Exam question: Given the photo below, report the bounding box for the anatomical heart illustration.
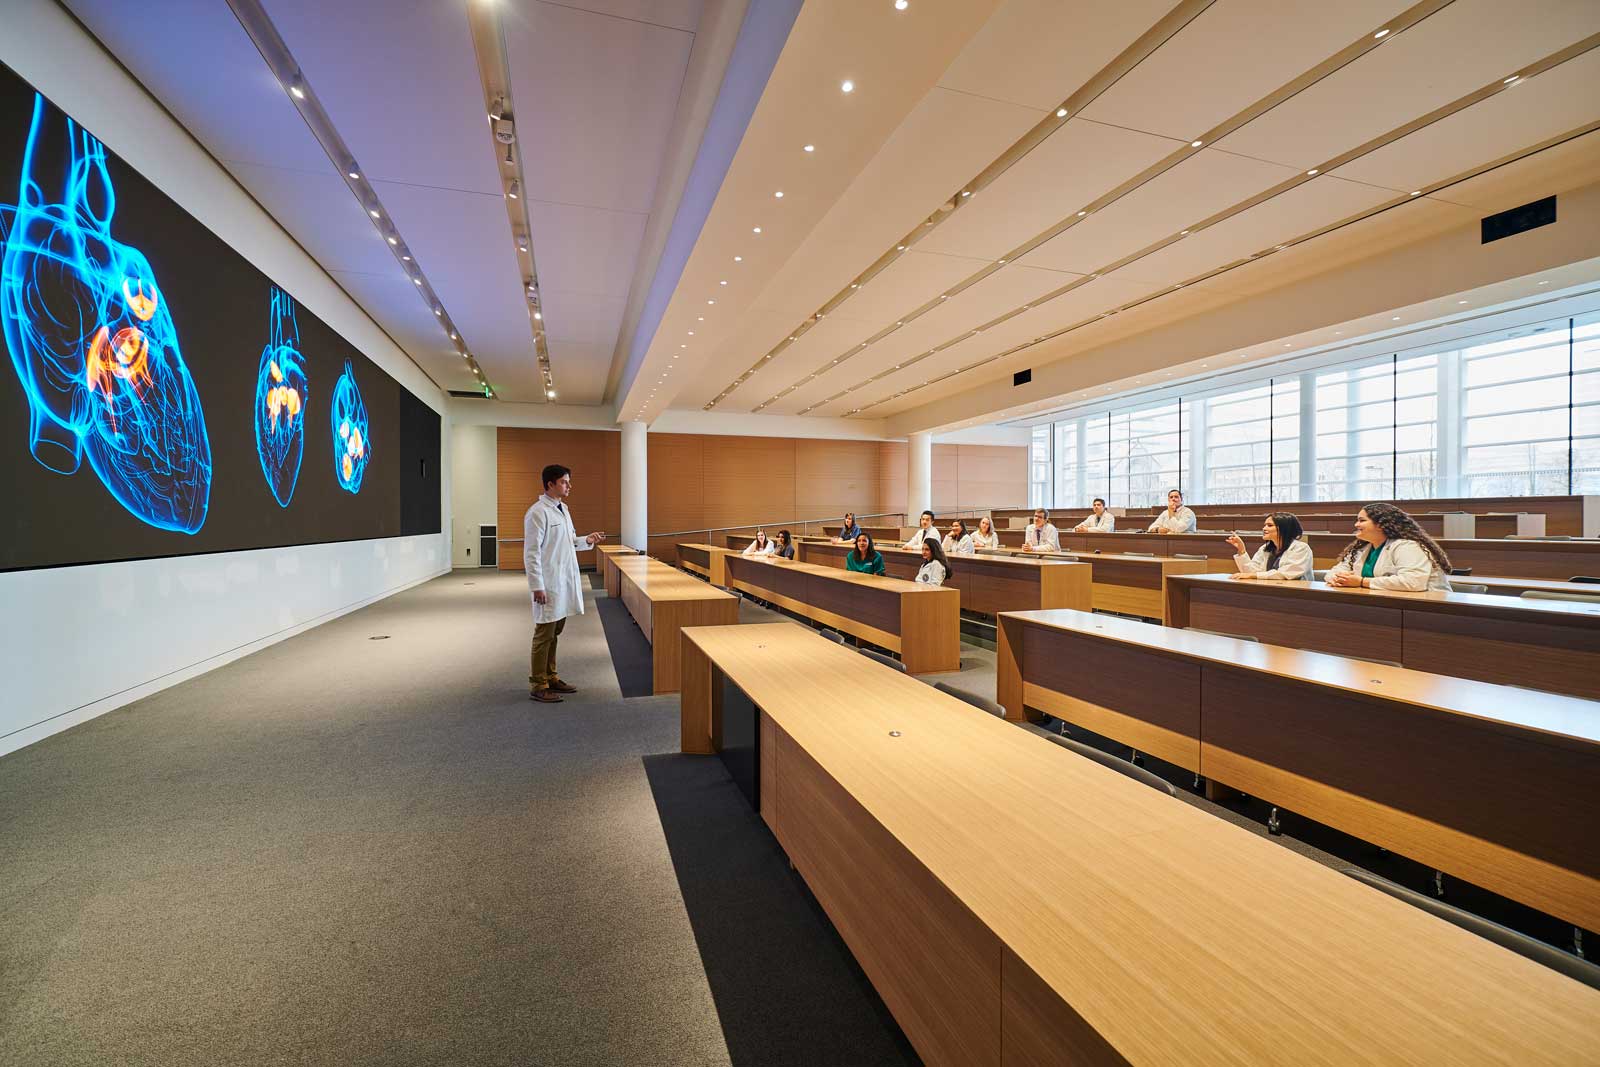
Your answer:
[0,93,211,533]
[331,360,369,494]
[254,286,306,507]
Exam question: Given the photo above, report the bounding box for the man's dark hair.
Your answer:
[1093,497,1105,507]
[921,510,935,521]
[542,464,571,489]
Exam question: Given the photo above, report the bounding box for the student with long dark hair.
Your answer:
[1226,513,1311,580]
[1326,503,1453,591]
[942,519,973,557]
[846,532,886,575]
[915,537,953,586]
[775,529,795,559]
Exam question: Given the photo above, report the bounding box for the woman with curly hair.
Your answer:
[1326,502,1453,592]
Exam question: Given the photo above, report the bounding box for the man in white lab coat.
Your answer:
[526,464,606,703]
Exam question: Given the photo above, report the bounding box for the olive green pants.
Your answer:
[529,617,566,692]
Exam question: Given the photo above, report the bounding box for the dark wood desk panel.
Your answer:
[611,554,738,693]
[800,541,1092,616]
[987,547,1205,621]
[1201,665,1600,931]
[1169,577,1403,664]
[1401,608,1600,700]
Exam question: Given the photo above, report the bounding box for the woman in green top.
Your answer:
[845,532,886,575]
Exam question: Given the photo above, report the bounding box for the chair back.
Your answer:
[1568,575,1600,585]
[933,681,1004,717]
[1184,627,1260,643]
[1172,553,1208,561]
[819,629,846,644]
[1038,732,1179,797]
[859,647,908,673]
[1452,583,1488,594]
[1521,590,1600,604]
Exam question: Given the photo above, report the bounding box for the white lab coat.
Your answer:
[904,526,940,549]
[1326,539,1452,592]
[743,538,776,557]
[524,495,588,625]
[1023,522,1060,551]
[915,559,948,586]
[943,533,974,557]
[1233,539,1313,580]
[1148,506,1197,534]
[1075,511,1115,532]
[969,528,1000,550]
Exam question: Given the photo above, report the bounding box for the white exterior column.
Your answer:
[620,420,648,550]
[906,431,932,522]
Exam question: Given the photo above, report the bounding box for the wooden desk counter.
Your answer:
[683,622,1600,1066]
[998,608,1600,933]
[676,541,740,587]
[597,543,635,598]
[1166,572,1600,700]
[610,553,737,693]
[981,546,1206,621]
[722,554,959,673]
[800,540,1091,615]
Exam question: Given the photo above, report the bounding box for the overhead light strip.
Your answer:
[225,0,492,397]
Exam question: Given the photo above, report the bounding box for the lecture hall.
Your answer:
[4,1,1600,1063]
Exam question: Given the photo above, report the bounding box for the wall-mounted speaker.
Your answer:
[1013,369,1032,387]
[1481,196,1555,244]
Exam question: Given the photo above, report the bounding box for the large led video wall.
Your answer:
[0,62,439,573]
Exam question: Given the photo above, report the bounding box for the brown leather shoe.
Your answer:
[530,689,564,703]
[546,678,578,694]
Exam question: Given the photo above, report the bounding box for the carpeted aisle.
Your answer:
[0,571,741,1067]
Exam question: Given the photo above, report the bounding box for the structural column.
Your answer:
[620,420,648,550]
[906,431,932,521]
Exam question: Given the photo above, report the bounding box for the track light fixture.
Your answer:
[506,180,520,199]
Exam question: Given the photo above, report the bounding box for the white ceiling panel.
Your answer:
[1080,0,1413,142]
[916,119,1184,261]
[227,164,402,275]
[505,1,695,214]
[1108,174,1395,292]
[548,0,704,33]
[1020,149,1300,274]
[938,0,1177,110]
[839,251,992,328]
[265,0,503,195]
[725,314,881,407]
[329,268,470,380]
[375,181,531,365]
[1332,47,1600,197]
[1216,0,1600,171]
[65,0,330,174]
[543,340,613,405]
[1425,129,1600,210]
[541,292,632,348]
[526,201,651,299]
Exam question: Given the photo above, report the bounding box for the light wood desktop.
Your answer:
[722,554,960,673]
[800,540,1091,615]
[609,553,737,693]
[996,608,1600,933]
[980,546,1205,621]
[681,622,1600,1066]
[1165,572,1600,700]
[676,541,739,587]
[596,543,635,598]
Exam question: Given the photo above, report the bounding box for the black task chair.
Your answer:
[1449,567,1474,576]
[1452,582,1488,594]
[1172,553,1209,561]
[858,647,908,673]
[819,629,846,644]
[1342,868,1600,991]
[933,681,1004,717]
[1570,576,1600,584]
[1021,723,1179,797]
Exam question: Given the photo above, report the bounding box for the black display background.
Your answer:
[0,61,441,572]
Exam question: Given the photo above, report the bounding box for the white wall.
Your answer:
[450,424,497,568]
[0,1,451,757]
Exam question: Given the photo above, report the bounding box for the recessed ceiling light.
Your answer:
[707,299,715,305]
[435,308,442,316]
[413,278,422,286]
[289,76,306,99]
[1392,316,1401,321]
[1306,168,1318,176]
[720,280,728,285]
[1539,280,1550,285]
[1077,210,1087,217]
[774,190,784,198]
[897,244,906,250]
[533,311,542,320]
[753,226,762,234]
[547,390,557,398]
[841,80,854,93]
[1191,139,1203,148]
[1180,230,1189,236]
[734,255,742,262]
[507,180,520,199]
[803,144,815,153]
[895,0,908,8]
[697,316,704,321]
[1374,27,1390,38]
[1056,107,1068,118]
[369,209,381,219]
[387,236,397,245]
[680,344,687,348]
[687,331,694,336]
[1410,190,1422,197]
[960,190,971,198]
[402,255,411,261]
[347,170,360,180]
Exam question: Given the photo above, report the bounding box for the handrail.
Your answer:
[649,503,1026,540]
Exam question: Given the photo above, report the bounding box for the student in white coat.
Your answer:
[1072,498,1115,533]
[904,510,941,549]
[743,530,776,556]
[942,519,974,557]
[915,538,952,586]
[1226,513,1312,580]
[969,516,1000,550]
[1021,509,1060,552]
[526,464,606,703]
[1326,503,1454,592]
[1146,489,1197,533]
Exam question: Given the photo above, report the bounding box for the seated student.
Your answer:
[904,510,940,549]
[969,515,1000,550]
[1072,498,1115,532]
[1226,513,1312,580]
[942,519,974,557]
[1326,503,1454,591]
[775,529,796,559]
[742,530,775,557]
[1021,509,1060,552]
[1146,489,1197,533]
[915,538,953,586]
[835,513,861,543]
[845,532,886,575]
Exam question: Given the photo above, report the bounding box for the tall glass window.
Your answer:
[1574,312,1600,493]
[1028,425,1051,508]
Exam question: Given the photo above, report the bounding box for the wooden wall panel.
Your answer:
[957,445,1028,511]
[703,436,796,528]
[496,428,620,571]
[877,441,907,517]
[795,439,882,522]
[931,444,960,514]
